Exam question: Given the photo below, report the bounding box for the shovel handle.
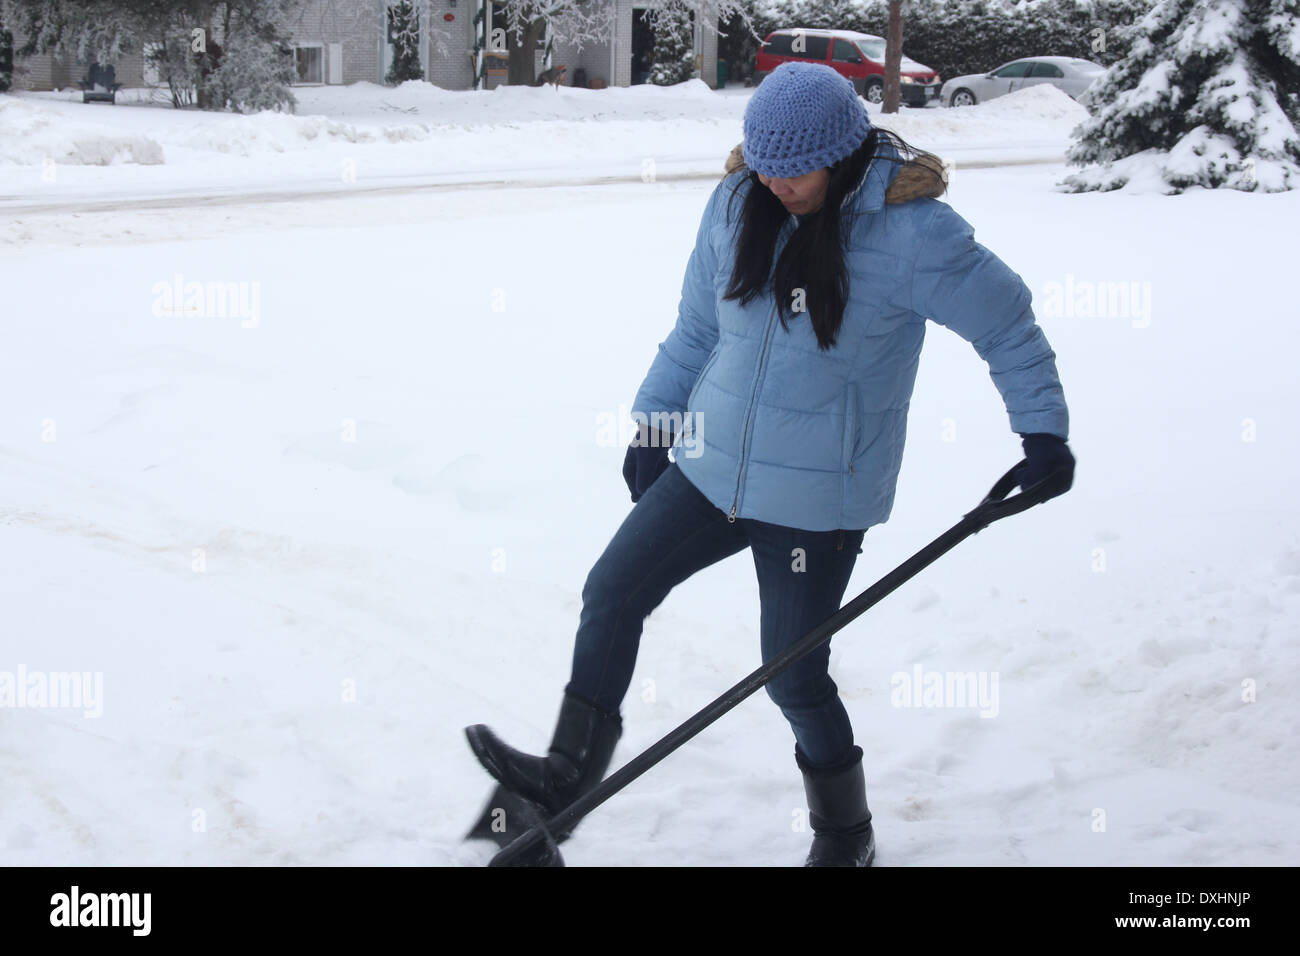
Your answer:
[962,459,1070,532]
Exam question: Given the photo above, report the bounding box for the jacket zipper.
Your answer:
[728,215,797,523]
[728,297,780,521]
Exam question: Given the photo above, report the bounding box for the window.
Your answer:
[991,61,1032,78]
[141,41,162,86]
[795,35,830,60]
[294,45,323,84]
[832,39,862,64]
[771,32,829,61]
[854,38,886,62]
[763,34,795,56]
[1027,61,1064,78]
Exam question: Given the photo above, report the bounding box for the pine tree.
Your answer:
[385,0,424,85]
[649,5,694,86]
[210,21,296,113]
[1061,0,1300,193]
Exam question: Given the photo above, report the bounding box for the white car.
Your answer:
[941,56,1105,107]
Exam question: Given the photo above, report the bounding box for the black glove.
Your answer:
[1015,432,1075,500]
[622,424,673,502]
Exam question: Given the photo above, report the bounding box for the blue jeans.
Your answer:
[565,461,866,770]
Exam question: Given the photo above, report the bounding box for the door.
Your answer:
[1021,60,1064,93]
[631,8,654,85]
[831,37,865,88]
[988,60,1032,98]
[328,43,343,84]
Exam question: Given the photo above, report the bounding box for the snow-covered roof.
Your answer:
[763,27,886,42]
[1002,55,1103,66]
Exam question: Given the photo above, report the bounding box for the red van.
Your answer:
[754,28,941,107]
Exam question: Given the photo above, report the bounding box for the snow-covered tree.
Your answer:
[385,0,424,84]
[649,5,694,85]
[0,0,301,111]
[210,14,296,112]
[476,1,762,88]
[1061,0,1300,193]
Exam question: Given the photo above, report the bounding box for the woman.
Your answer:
[466,62,1075,866]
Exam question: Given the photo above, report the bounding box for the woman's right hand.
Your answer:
[622,424,673,502]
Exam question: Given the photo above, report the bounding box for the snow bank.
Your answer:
[176,111,432,156]
[872,84,1090,151]
[291,77,731,126]
[970,83,1092,122]
[0,97,164,166]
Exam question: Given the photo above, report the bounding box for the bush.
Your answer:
[385,0,424,84]
[651,6,695,85]
[211,25,296,112]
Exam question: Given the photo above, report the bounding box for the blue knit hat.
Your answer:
[743,62,873,178]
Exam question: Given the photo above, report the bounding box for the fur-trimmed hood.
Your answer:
[723,141,947,205]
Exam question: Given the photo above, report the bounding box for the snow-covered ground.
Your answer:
[2,79,1081,211]
[1,80,1297,866]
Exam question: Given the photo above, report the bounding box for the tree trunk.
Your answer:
[883,0,903,115]
[507,17,546,86]
[196,14,218,110]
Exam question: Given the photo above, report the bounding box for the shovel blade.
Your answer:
[466,783,565,866]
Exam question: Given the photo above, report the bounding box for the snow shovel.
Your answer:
[479,458,1069,866]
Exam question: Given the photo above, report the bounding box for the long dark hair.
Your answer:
[721,127,943,351]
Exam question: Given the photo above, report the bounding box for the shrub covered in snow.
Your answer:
[209,22,296,114]
[385,0,424,85]
[650,6,695,86]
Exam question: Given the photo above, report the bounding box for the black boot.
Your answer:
[465,689,622,846]
[798,744,876,867]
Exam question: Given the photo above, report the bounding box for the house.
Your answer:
[7,1,720,94]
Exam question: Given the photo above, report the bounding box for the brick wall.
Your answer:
[426,6,474,91]
[8,30,145,92]
[292,0,384,85]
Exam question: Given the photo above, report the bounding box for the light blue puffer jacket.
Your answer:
[631,140,1070,532]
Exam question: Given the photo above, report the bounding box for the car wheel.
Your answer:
[950,88,976,107]
[861,79,884,105]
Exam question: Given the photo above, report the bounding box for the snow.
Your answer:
[1,79,1298,867]
[0,98,165,166]
[1,81,1084,206]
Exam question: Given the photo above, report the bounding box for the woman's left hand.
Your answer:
[1015,433,1075,500]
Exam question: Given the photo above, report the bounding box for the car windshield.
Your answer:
[854,38,886,60]
[1070,59,1105,72]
